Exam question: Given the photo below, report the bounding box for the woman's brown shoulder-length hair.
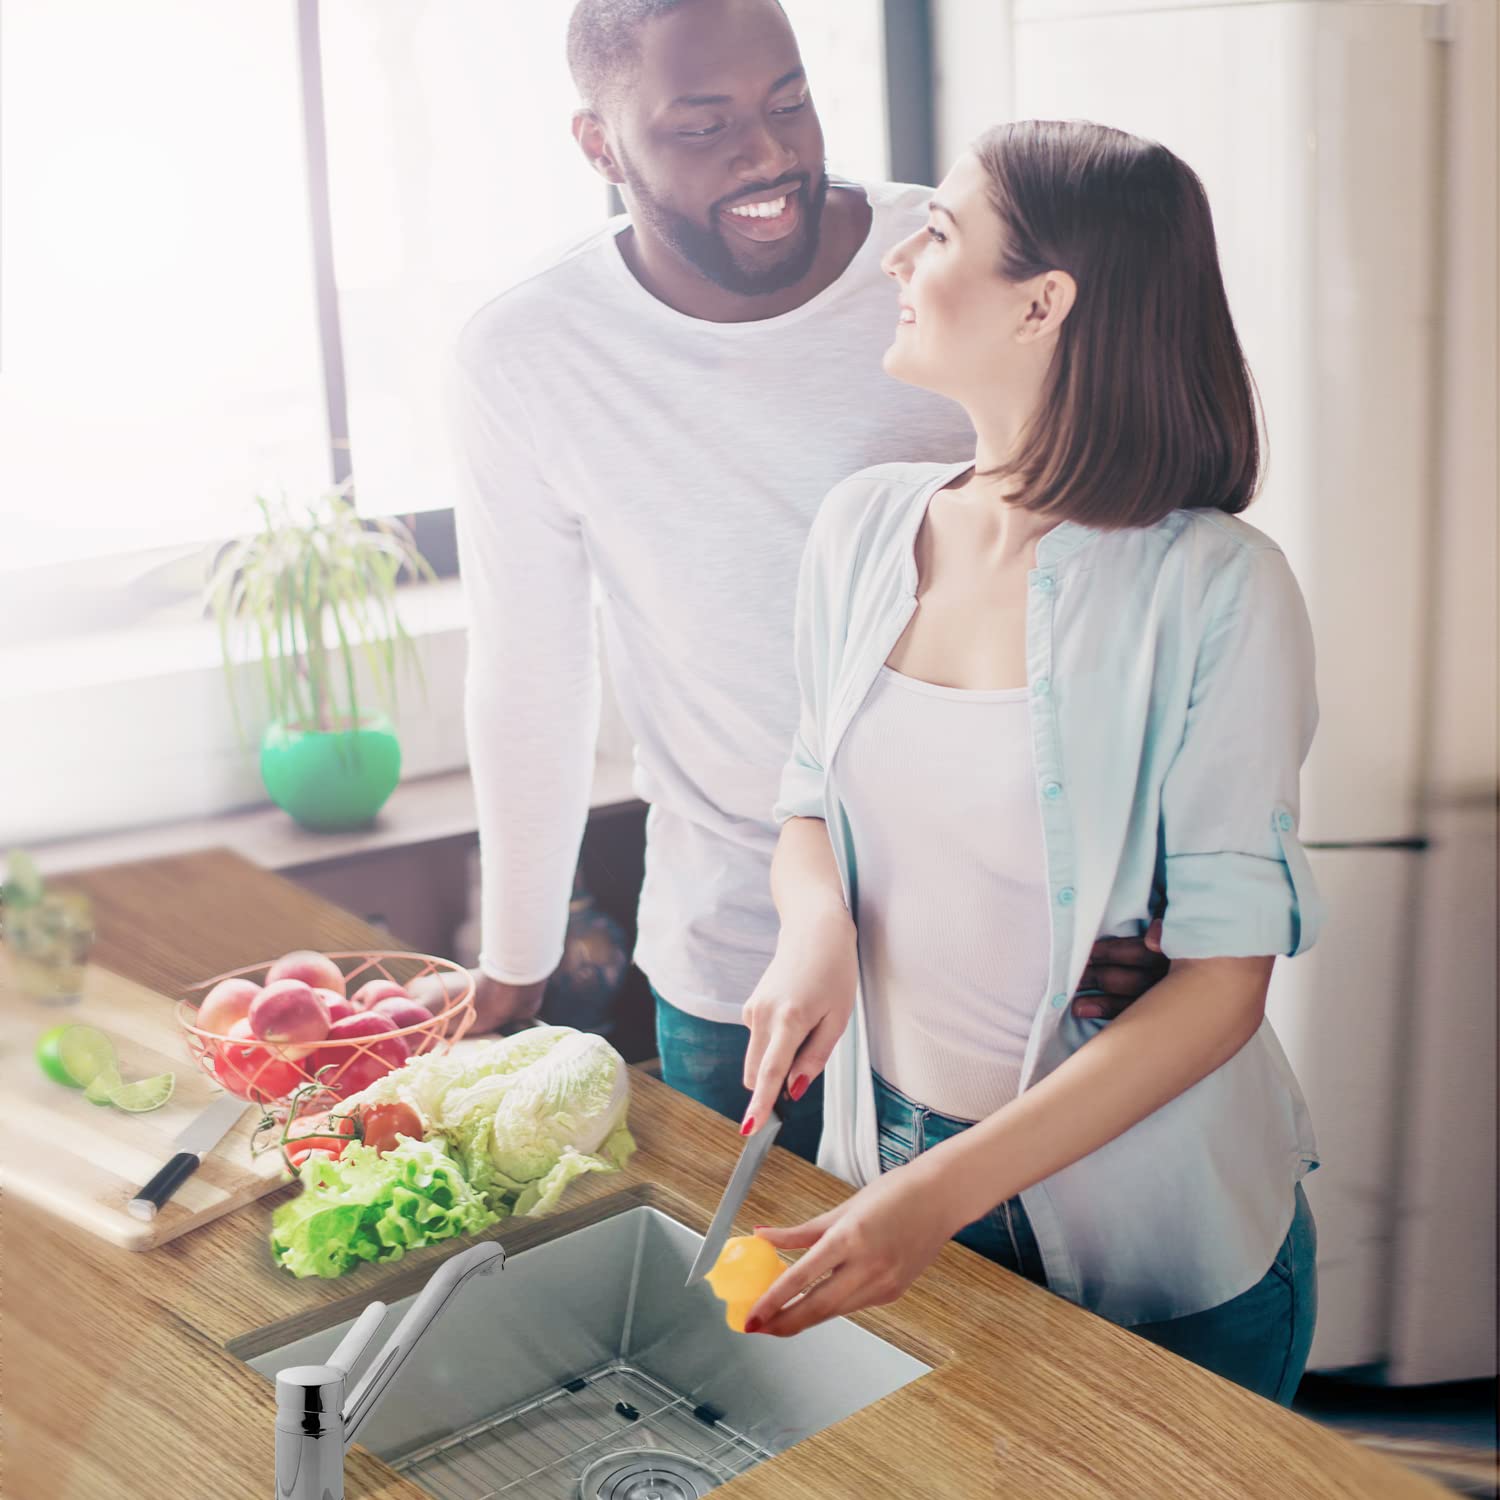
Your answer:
[975,120,1262,529]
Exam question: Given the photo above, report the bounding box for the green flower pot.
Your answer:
[259,715,402,831]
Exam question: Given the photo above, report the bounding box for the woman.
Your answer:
[736,120,1323,1404]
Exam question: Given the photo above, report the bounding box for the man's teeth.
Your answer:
[729,196,789,219]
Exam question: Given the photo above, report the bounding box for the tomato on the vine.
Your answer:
[359,1101,424,1156]
[283,1109,357,1169]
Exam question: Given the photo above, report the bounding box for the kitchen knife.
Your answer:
[127,1091,252,1222]
[685,1092,791,1287]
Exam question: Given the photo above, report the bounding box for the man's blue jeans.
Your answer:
[653,991,824,1165]
[874,1069,1319,1405]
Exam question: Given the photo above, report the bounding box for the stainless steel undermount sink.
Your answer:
[236,1194,931,1499]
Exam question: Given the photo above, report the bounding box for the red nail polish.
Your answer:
[740,1116,755,1136]
[744,1317,761,1333]
[789,1074,809,1102]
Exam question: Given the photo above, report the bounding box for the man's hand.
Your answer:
[409,968,548,1034]
[1073,918,1168,1021]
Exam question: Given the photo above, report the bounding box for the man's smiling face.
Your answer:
[605,0,830,296]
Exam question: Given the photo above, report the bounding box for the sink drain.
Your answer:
[578,1447,720,1500]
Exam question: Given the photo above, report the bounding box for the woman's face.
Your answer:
[880,152,1047,406]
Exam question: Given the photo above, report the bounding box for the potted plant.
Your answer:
[208,482,436,831]
[0,850,94,1004]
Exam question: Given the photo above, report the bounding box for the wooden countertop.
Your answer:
[1,851,1446,1500]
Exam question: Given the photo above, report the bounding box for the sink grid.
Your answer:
[390,1360,774,1498]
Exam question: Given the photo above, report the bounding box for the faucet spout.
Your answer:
[342,1241,505,1449]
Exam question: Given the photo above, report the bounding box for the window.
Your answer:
[1,0,896,579]
[0,1,330,574]
[318,2,607,528]
[782,0,889,184]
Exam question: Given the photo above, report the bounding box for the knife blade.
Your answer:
[685,1100,786,1287]
[127,1091,252,1223]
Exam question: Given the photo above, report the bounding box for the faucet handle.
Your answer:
[275,1300,385,1428]
[328,1301,387,1381]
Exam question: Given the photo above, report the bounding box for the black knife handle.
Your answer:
[128,1151,200,1222]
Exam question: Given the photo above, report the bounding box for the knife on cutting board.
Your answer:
[685,1088,794,1287]
[127,1091,253,1222]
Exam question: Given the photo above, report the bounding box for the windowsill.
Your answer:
[31,756,641,879]
[4,572,637,850]
[0,573,471,699]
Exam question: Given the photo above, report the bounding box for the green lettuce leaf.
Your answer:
[270,1137,500,1280]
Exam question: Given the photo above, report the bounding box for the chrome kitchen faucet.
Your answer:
[273,1241,505,1500]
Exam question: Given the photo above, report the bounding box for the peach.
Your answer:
[249,979,331,1048]
[266,949,347,997]
[320,1051,401,1099]
[349,978,408,1010]
[322,993,358,1024]
[195,977,260,1036]
[271,1039,319,1062]
[370,997,433,1032]
[308,1012,410,1098]
[214,1018,303,1101]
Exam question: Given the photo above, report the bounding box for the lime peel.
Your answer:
[35,1023,115,1089]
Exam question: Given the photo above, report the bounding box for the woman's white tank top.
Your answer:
[838,666,1052,1122]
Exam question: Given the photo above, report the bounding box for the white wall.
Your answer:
[932,0,1016,172]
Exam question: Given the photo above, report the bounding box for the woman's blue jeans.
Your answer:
[874,1070,1318,1405]
[653,990,825,1164]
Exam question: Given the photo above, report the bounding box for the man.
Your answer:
[436,0,1166,1162]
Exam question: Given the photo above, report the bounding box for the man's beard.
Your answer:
[623,163,830,297]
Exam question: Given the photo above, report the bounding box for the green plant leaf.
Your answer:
[206,479,437,737]
[2,850,45,910]
[329,591,361,732]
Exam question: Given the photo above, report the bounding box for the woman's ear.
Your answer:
[573,110,625,186]
[1022,269,1078,340]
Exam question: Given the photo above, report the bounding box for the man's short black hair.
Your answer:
[567,0,698,115]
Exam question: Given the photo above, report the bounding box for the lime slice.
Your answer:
[35,1024,115,1089]
[110,1072,175,1113]
[84,1062,123,1105]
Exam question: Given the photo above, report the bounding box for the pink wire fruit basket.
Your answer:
[177,950,475,1111]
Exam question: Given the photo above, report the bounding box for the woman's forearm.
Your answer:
[770,816,853,941]
[908,956,1275,1232]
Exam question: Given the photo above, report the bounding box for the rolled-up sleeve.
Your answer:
[773,510,832,826]
[1158,542,1324,960]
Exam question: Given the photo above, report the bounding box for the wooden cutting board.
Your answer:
[0,958,293,1250]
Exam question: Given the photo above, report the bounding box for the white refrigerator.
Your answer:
[1010,0,1497,1381]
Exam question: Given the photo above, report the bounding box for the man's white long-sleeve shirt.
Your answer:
[449,179,973,1024]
